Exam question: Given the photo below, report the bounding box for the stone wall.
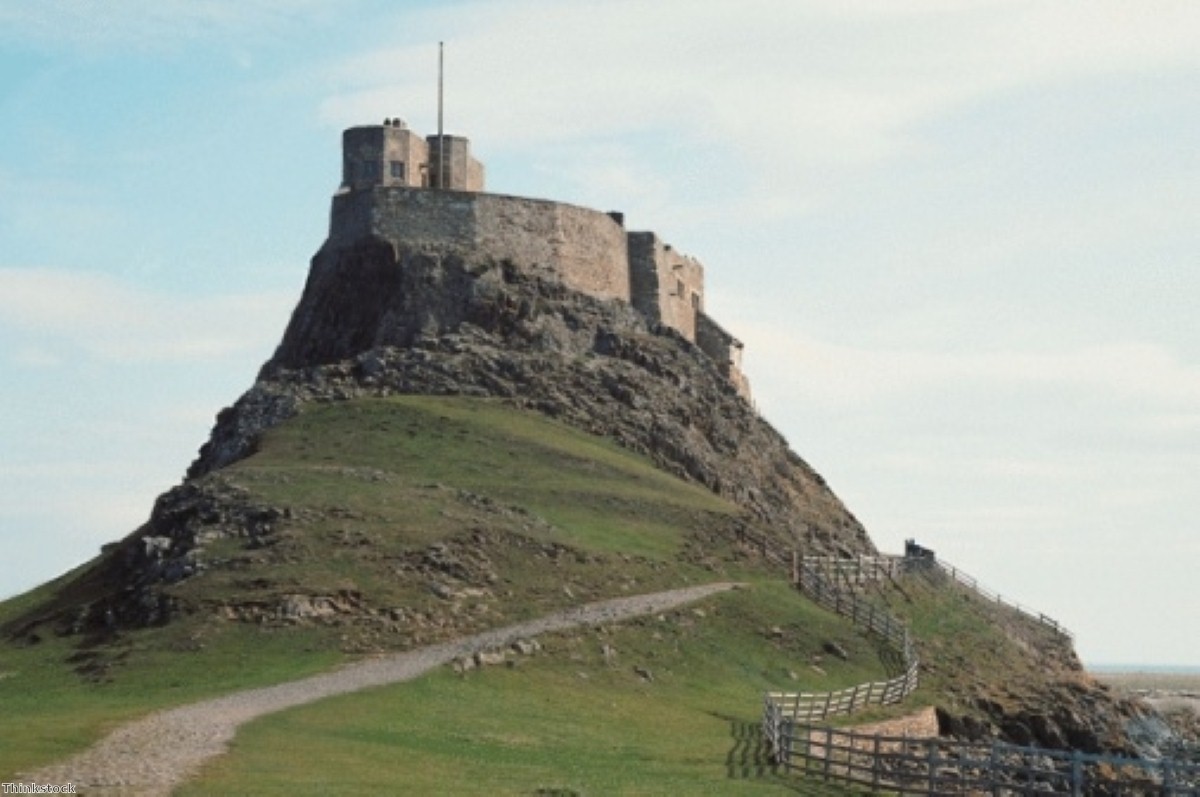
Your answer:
[696,312,750,400]
[472,193,629,301]
[342,124,430,190]
[326,184,749,400]
[628,232,705,341]
[427,136,485,192]
[329,187,630,302]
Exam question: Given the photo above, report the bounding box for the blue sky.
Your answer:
[1,1,1197,666]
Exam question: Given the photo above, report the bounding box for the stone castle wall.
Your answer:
[472,193,629,302]
[628,232,705,342]
[330,187,629,302]
[327,184,750,400]
[696,313,750,399]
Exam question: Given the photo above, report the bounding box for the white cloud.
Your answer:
[745,325,1200,407]
[0,268,293,364]
[316,1,1200,186]
[0,0,339,51]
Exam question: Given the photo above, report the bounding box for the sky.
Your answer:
[0,1,1196,667]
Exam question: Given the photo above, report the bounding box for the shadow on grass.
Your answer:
[717,713,779,779]
[716,713,875,795]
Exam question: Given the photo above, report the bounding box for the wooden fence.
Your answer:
[795,560,914,661]
[765,665,920,726]
[777,721,1200,795]
[929,560,1073,641]
[797,555,903,592]
[799,551,1072,641]
[763,559,920,737]
[755,549,1194,794]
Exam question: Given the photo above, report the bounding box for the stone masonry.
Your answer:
[330,119,749,399]
[341,119,485,192]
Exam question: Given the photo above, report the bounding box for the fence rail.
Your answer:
[800,552,1073,641]
[931,560,1073,641]
[763,559,920,729]
[779,721,1200,795]
[797,555,903,591]
[755,547,1191,794]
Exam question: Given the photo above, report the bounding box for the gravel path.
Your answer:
[23,582,739,796]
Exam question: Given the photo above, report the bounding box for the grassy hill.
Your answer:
[0,397,889,791]
[1,396,1121,792]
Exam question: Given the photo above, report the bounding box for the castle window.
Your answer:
[359,161,381,181]
[390,161,405,180]
[676,279,684,297]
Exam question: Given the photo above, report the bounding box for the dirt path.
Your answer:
[23,582,739,796]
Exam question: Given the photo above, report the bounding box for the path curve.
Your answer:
[23,582,739,795]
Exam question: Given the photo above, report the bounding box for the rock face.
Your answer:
[192,243,872,556]
[2,239,870,644]
[2,478,286,640]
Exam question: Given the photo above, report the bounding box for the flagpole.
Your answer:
[437,41,445,189]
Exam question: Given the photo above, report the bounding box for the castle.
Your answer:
[328,119,750,399]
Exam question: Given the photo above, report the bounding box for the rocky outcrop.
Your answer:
[190,244,871,557]
[1,479,288,642]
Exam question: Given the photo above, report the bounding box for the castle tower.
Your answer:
[426,134,485,191]
[339,120,485,193]
[341,120,431,190]
[326,117,744,399]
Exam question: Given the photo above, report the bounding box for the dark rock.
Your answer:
[936,707,992,741]
[187,247,872,561]
[1028,713,1069,749]
[1000,719,1035,747]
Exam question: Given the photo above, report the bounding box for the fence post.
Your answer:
[783,718,793,771]
[1070,750,1082,796]
[872,734,881,792]
[824,727,833,781]
[801,722,810,776]
[928,743,938,794]
[989,741,1000,797]
[792,549,799,585]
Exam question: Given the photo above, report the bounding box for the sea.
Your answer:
[1088,663,1200,675]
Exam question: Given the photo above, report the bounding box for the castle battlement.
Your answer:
[329,121,749,400]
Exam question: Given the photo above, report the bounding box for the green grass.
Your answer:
[0,396,1052,794]
[0,616,343,778]
[230,395,735,560]
[181,583,880,796]
[0,396,769,781]
[157,396,763,639]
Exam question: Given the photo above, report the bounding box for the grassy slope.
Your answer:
[181,584,880,796]
[0,612,344,778]
[1,396,1086,794]
[166,396,752,636]
[0,397,877,793]
[874,572,1081,721]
